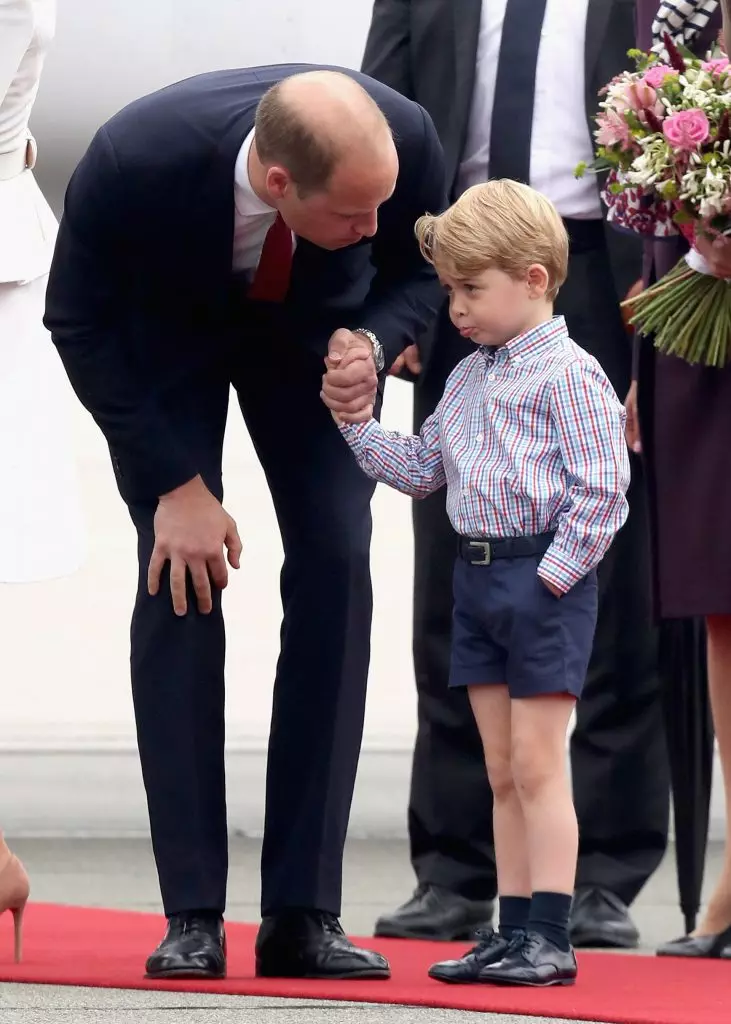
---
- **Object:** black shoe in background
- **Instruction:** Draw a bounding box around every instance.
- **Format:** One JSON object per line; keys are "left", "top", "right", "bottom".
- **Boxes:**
{"left": 145, "top": 913, "right": 226, "bottom": 979}
{"left": 569, "top": 887, "right": 640, "bottom": 949}
{"left": 374, "top": 884, "right": 494, "bottom": 941}
{"left": 256, "top": 909, "right": 391, "bottom": 980}
{"left": 657, "top": 924, "right": 731, "bottom": 958}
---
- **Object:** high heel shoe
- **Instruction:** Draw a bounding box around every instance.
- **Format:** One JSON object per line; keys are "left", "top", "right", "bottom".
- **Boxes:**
{"left": 0, "top": 837, "right": 30, "bottom": 963}
{"left": 656, "top": 924, "right": 731, "bottom": 959}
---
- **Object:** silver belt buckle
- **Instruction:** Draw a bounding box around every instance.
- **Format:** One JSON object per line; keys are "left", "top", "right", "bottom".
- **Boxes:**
{"left": 469, "top": 541, "right": 492, "bottom": 566}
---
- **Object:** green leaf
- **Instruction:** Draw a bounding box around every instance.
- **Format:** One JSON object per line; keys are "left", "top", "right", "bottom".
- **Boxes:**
{"left": 673, "top": 208, "right": 694, "bottom": 225}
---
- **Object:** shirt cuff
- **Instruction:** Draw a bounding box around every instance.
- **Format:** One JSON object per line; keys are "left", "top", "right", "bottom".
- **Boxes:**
{"left": 537, "top": 547, "right": 589, "bottom": 594}
{"left": 337, "top": 418, "right": 381, "bottom": 454}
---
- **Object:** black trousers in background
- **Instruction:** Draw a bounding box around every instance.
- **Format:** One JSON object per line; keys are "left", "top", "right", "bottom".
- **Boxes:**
{"left": 409, "top": 241, "right": 671, "bottom": 906}
{"left": 125, "top": 310, "right": 376, "bottom": 919}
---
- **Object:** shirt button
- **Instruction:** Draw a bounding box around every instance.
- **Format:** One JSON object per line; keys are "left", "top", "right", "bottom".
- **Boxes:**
{"left": 488, "top": 373, "right": 495, "bottom": 381}
{"left": 475, "top": 433, "right": 483, "bottom": 443}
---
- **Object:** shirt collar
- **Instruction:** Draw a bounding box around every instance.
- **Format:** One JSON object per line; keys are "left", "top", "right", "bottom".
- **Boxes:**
{"left": 234, "top": 129, "right": 277, "bottom": 218}
{"left": 482, "top": 316, "right": 569, "bottom": 365}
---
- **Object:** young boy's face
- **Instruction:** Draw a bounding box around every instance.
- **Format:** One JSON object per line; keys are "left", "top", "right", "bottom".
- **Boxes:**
{"left": 439, "top": 265, "right": 550, "bottom": 347}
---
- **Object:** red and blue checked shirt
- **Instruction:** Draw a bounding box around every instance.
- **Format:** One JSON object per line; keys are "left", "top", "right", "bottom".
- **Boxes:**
{"left": 339, "top": 317, "right": 631, "bottom": 593}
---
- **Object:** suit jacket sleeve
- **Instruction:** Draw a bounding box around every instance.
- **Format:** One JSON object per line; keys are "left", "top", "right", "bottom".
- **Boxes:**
{"left": 44, "top": 128, "right": 200, "bottom": 502}
{"left": 361, "top": 0, "right": 414, "bottom": 99}
{"left": 356, "top": 106, "right": 446, "bottom": 370}
{"left": 0, "top": 0, "right": 33, "bottom": 102}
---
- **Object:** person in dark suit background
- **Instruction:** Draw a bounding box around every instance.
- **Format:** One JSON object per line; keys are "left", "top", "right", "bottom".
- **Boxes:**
{"left": 362, "top": 0, "right": 669, "bottom": 949}
{"left": 44, "top": 66, "right": 445, "bottom": 980}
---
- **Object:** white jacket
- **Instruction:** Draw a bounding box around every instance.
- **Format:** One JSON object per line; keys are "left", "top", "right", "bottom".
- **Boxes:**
{"left": 0, "top": 0, "right": 58, "bottom": 283}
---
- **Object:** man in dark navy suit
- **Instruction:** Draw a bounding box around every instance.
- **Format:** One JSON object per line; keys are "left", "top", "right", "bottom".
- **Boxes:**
{"left": 45, "top": 66, "right": 445, "bottom": 980}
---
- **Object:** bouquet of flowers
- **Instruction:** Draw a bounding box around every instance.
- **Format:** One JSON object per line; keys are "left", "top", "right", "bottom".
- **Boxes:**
{"left": 576, "top": 33, "right": 731, "bottom": 367}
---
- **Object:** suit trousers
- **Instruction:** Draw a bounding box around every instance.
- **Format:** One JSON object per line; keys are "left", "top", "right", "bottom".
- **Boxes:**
{"left": 409, "top": 242, "right": 670, "bottom": 905}
{"left": 123, "top": 305, "right": 376, "bottom": 918}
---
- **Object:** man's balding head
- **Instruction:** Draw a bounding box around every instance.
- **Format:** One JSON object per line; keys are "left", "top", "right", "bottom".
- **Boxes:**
{"left": 251, "top": 70, "right": 399, "bottom": 250}
{"left": 255, "top": 71, "right": 392, "bottom": 195}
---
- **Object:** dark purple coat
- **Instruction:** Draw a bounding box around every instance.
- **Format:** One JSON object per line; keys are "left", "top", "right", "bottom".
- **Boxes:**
{"left": 634, "top": 0, "right": 731, "bottom": 617}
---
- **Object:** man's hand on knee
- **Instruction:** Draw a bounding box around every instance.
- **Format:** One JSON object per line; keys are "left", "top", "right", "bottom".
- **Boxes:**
{"left": 148, "top": 475, "right": 242, "bottom": 616}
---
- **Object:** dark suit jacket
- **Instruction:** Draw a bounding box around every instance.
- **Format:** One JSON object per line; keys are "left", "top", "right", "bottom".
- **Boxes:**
{"left": 361, "top": 0, "right": 642, "bottom": 365}
{"left": 44, "top": 64, "right": 446, "bottom": 504}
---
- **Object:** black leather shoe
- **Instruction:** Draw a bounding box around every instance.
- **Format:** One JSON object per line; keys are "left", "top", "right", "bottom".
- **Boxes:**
{"left": 569, "top": 887, "right": 639, "bottom": 949}
{"left": 374, "top": 885, "right": 494, "bottom": 941}
{"left": 256, "top": 910, "right": 391, "bottom": 980}
{"left": 428, "top": 928, "right": 513, "bottom": 983}
{"left": 657, "top": 924, "right": 731, "bottom": 958}
{"left": 145, "top": 914, "right": 226, "bottom": 979}
{"left": 479, "top": 931, "right": 577, "bottom": 987}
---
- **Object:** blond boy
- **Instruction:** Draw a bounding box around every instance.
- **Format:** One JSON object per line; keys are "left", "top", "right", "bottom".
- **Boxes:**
{"left": 330, "top": 180, "right": 630, "bottom": 987}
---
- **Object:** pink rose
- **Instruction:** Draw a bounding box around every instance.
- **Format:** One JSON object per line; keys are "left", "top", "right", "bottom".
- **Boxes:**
{"left": 702, "top": 58, "right": 730, "bottom": 75}
{"left": 619, "top": 81, "right": 658, "bottom": 112}
{"left": 643, "top": 64, "right": 678, "bottom": 88}
{"left": 663, "top": 109, "right": 710, "bottom": 150}
{"left": 595, "top": 110, "right": 633, "bottom": 148}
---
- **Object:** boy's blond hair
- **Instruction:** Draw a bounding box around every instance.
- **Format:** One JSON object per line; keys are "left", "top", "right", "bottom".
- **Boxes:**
{"left": 415, "top": 180, "right": 569, "bottom": 301}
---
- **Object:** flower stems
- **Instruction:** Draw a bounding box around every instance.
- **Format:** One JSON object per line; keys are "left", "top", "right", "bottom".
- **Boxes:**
{"left": 622, "top": 258, "right": 731, "bottom": 366}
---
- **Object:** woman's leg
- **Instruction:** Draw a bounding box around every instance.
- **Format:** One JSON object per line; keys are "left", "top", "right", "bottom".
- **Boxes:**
{"left": 696, "top": 614, "right": 731, "bottom": 935}
{"left": 469, "top": 685, "right": 531, "bottom": 905}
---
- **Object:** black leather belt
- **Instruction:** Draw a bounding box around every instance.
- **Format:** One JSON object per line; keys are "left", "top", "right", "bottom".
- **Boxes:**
{"left": 458, "top": 532, "right": 555, "bottom": 566}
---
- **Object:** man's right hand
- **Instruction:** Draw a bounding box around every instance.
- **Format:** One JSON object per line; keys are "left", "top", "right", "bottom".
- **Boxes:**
{"left": 148, "top": 475, "right": 242, "bottom": 616}
{"left": 624, "top": 381, "right": 642, "bottom": 454}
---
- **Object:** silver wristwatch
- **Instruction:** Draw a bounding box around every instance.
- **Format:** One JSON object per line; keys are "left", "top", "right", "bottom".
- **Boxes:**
{"left": 354, "top": 328, "right": 385, "bottom": 372}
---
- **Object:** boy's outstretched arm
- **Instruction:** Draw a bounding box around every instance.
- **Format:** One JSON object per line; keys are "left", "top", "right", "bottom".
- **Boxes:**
{"left": 539, "top": 360, "right": 631, "bottom": 593}
{"left": 337, "top": 406, "right": 446, "bottom": 499}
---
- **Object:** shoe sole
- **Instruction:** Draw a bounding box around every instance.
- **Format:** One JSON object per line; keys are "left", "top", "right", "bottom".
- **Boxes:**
{"left": 482, "top": 977, "right": 576, "bottom": 987}
{"left": 145, "top": 968, "right": 227, "bottom": 980}
{"left": 428, "top": 972, "right": 481, "bottom": 985}
{"left": 256, "top": 967, "right": 391, "bottom": 981}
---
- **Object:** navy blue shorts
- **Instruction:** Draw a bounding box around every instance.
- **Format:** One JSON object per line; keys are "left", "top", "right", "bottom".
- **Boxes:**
{"left": 449, "top": 555, "right": 598, "bottom": 699}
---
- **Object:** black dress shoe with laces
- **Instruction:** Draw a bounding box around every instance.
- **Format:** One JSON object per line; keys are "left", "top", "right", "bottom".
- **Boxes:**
{"left": 657, "top": 924, "right": 731, "bottom": 958}
{"left": 374, "top": 885, "right": 495, "bottom": 941}
{"left": 145, "top": 913, "right": 226, "bottom": 979}
{"left": 569, "top": 887, "right": 639, "bottom": 949}
{"left": 479, "top": 931, "right": 577, "bottom": 987}
{"left": 428, "top": 928, "right": 513, "bottom": 983}
{"left": 255, "top": 910, "right": 391, "bottom": 980}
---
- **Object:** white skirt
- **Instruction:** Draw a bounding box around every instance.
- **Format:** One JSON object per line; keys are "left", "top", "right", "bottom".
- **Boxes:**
{"left": 0, "top": 274, "right": 86, "bottom": 582}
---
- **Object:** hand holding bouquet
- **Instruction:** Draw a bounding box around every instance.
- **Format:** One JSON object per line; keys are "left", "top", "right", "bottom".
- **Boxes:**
{"left": 577, "top": 33, "right": 731, "bottom": 366}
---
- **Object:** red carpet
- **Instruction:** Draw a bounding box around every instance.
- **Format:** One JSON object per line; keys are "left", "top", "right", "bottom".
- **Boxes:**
{"left": 0, "top": 903, "right": 727, "bottom": 1023}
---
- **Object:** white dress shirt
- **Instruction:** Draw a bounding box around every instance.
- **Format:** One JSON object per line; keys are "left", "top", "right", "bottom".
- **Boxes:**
{"left": 232, "top": 129, "right": 294, "bottom": 274}
{"left": 457, "top": 0, "right": 602, "bottom": 220}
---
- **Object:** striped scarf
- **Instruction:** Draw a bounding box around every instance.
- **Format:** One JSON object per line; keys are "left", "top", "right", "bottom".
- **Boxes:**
{"left": 651, "top": 0, "right": 720, "bottom": 54}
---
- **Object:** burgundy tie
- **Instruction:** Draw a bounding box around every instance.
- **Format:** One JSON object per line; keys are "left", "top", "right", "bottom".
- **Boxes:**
{"left": 248, "top": 213, "right": 293, "bottom": 303}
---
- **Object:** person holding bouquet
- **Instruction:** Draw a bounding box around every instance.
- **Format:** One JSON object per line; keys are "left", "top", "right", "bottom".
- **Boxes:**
{"left": 605, "top": 0, "right": 731, "bottom": 958}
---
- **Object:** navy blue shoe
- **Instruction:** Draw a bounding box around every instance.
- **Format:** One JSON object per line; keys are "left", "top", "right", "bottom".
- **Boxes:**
{"left": 428, "top": 928, "right": 514, "bottom": 984}
{"left": 479, "top": 931, "right": 577, "bottom": 987}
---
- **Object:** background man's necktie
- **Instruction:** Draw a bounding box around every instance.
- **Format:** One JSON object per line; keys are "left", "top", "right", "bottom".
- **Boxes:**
{"left": 248, "top": 213, "right": 294, "bottom": 302}
{"left": 488, "top": 0, "right": 549, "bottom": 183}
